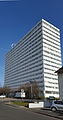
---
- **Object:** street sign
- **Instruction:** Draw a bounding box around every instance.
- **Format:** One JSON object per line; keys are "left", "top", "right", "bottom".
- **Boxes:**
{"left": 21, "top": 89, "right": 24, "bottom": 93}
{"left": 21, "top": 89, "right": 25, "bottom": 98}
{"left": 21, "top": 92, "right": 25, "bottom": 98}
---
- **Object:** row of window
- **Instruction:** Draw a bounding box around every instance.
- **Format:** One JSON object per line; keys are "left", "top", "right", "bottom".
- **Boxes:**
{"left": 43, "top": 20, "right": 59, "bottom": 33}
{"left": 7, "top": 29, "right": 42, "bottom": 57}
{"left": 5, "top": 72, "right": 43, "bottom": 81}
{"left": 43, "top": 40, "right": 60, "bottom": 52}
{"left": 44, "top": 76, "right": 57, "bottom": 80}
{"left": 44, "top": 62, "right": 60, "bottom": 69}
{"left": 43, "top": 54, "right": 61, "bottom": 62}
{"left": 5, "top": 79, "right": 43, "bottom": 85}
{"left": 45, "top": 91, "right": 59, "bottom": 94}
{"left": 12, "top": 33, "right": 42, "bottom": 55}
{"left": 6, "top": 54, "right": 43, "bottom": 71}
{"left": 5, "top": 60, "right": 43, "bottom": 73}
{"left": 45, "top": 81, "right": 58, "bottom": 85}
{"left": 42, "top": 25, "right": 60, "bottom": 36}
{"left": 44, "top": 67, "right": 56, "bottom": 72}
{"left": 12, "top": 40, "right": 42, "bottom": 58}
{"left": 45, "top": 86, "right": 58, "bottom": 89}
{"left": 43, "top": 29, "right": 60, "bottom": 40}
{"left": 44, "top": 58, "right": 61, "bottom": 66}
{"left": 6, "top": 38, "right": 42, "bottom": 64}
{"left": 6, "top": 46, "right": 42, "bottom": 66}
{"left": 43, "top": 37, "right": 60, "bottom": 49}
{"left": 44, "top": 72, "right": 57, "bottom": 76}
{"left": 5, "top": 66, "right": 43, "bottom": 77}
{"left": 5, "top": 83, "right": 44, "bottom": 89}
{"left": 43, "top": 33, "right": 60, "bottom": 45}
{"left": 16, "top": 23, "right": 41, "bottom": 46}
{"left": 5, "top": 69, "right": 43, "bottom": 79}
{"left": 5, "top": 76, "right": 43, "bottom": 84}
{"left": 6, "top": 61, "right": 43, "bottom": 72}
{"left": 43, "top": 46, "right": 61, "bottom": 57}
{"left": 5, "top": 64, "right": 43, "bottom": 76}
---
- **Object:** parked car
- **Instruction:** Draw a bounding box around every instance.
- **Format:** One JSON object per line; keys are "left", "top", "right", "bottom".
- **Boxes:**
{"left": 0, "top": 95, "right": 6, "bottom": 98}
{"left": 51, "top": 100, "right": 63, "bottom": 111}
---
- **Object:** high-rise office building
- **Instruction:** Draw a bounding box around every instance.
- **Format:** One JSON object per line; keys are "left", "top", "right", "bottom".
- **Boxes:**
{"left": 4, "top": 19, "right": 61, "bottom": 98}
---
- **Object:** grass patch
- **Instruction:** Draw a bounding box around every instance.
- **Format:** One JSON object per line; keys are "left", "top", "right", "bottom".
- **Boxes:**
{"left": 12, "top": 101, "right": 29, "bottom": 107}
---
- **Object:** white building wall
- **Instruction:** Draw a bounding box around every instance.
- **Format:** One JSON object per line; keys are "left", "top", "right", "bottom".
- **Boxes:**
{"left": 42, "top": 19, "right": 61, "bottom": 98}
{"left": 58, "top": 74, "right": 63, "bottom": 100}
{"left": 5, "top": 19, "right": 62, "bottom": 98}
{"left": 5, "top": 21, "right": 44, "bottom": 91}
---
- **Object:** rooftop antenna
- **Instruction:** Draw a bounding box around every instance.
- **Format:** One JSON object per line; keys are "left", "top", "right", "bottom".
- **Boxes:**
{"left": 11, "top": 43, "right": 16, "bottom": 49}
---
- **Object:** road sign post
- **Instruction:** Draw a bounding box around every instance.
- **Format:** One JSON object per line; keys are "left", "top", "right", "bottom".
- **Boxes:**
{"left": 21, "top": 89, "right": 25, "bottom": 100}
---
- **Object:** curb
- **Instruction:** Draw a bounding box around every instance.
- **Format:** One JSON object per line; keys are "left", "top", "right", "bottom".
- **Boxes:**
{"left": 5, "top": 102, "right": 29, "bottom": 110}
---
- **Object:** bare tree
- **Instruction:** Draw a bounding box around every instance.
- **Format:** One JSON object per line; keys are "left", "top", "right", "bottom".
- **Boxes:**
{"left": 18, "top": 80, "right": 40, "bottom": 99}
{"left": 0, "top": 87, "right": 11, "bottom": 96}
{"left": 31, "top": 81, "right": 40, "bottom": 99}
{"left": 18, "top": 83, "right": 31, "bottom": 98}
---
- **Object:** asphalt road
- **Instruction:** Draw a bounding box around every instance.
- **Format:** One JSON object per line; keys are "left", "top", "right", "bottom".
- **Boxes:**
{"left": 0, "top": 102, "right": 61, "bottom": 120}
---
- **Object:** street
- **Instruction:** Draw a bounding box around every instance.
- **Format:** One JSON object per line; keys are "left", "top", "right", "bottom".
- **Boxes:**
{"left": 0, "top": 102, "right": 61, "bottom": 120}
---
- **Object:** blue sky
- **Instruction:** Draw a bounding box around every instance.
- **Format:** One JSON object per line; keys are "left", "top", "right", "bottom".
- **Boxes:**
{"left": 0, "top": 0, "right": 63, "bottom": 86}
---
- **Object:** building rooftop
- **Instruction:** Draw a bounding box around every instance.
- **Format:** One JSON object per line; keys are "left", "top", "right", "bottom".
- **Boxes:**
{"left": 55, "top": 67, "right": 63, "bottom": 74}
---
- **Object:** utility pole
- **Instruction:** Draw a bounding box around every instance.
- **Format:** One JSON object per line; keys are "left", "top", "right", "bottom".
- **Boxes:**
{"left": 30, "top": 81, "right": 33, "bottom": 99}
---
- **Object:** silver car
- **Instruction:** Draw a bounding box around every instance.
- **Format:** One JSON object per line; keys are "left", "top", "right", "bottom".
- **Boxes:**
{"left": 51, "top": 100, "right": 63, "bottom": 111}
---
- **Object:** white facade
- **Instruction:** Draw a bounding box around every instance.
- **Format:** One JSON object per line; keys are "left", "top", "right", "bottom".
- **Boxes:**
{"left": 42, "top": 19, "right": 61, "bottom": 98}
{"left": 58, "top": 74, "right": 63, "bottom": 100}
{"left": 4, "top": 19, "right": 62, "bottom": 98}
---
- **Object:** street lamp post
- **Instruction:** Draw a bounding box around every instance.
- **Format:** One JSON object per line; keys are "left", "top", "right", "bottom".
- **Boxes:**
{"left": 29, "top": 81, "right": 33, "bottom": 99}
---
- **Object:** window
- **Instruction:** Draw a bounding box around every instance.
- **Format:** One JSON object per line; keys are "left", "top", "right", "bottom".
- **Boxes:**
{"left": 54, "top": 101, "right": 63, "bottom": 105}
